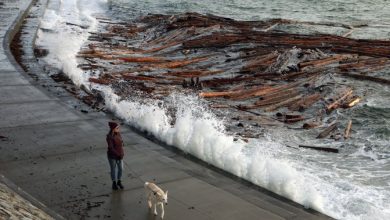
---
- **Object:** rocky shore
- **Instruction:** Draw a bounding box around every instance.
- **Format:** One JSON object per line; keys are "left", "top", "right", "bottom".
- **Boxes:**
{"left": 0, "top": 180, "right": 53, "bottom": 219}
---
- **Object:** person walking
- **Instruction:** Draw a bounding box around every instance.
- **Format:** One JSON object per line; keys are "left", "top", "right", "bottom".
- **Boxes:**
{"left": 106, "top": 121, "right": 125, "bottom": 190}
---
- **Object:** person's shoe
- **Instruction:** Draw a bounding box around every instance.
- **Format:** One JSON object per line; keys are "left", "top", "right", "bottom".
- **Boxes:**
{"left": 117, "top": 180, "right": 124, "bottom": 189}
{"left": 112, "top": 181, "right": 118, "bottom": 190}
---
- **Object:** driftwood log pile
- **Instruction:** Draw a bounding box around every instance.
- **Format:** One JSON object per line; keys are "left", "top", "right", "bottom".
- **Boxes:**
{"left": 75, "top": 13, "right": 390, "bottom": 148}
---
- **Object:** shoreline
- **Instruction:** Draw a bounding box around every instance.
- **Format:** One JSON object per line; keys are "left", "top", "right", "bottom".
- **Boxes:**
{"left": 11, "top": 0, "right": 390, "bottom": 218}
{"left": 0, "top": 0, "right": 334, "bottom": 219}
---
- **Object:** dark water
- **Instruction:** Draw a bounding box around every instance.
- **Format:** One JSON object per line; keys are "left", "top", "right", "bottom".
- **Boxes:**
{"left": 108, "top": 0, "right": 390, "bottom": 39}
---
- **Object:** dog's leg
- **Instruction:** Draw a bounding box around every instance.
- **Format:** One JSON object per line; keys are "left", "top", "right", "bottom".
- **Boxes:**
{"left": 153, "top": 202, "right": 158, "bottom": 216}
{"left": 147, "top": 193, "right": 152, "bottom": 209}
{"left": 160, "top": 203, "right": 164, "bottom": 219}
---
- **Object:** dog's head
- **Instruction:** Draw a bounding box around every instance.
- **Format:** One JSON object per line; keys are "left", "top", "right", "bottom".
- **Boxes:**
{"left": 163, "top": 190, "right": 168, "bottom": 205}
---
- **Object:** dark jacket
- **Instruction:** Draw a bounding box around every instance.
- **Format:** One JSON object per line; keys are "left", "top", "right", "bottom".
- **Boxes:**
{"left": 106, "top": 132, "right": 124, "bottom": 160}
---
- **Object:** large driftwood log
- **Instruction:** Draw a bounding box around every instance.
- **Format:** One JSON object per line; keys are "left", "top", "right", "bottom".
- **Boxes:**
{"left": 317, "top": 122, "right": 339, "bottom": 139}
{"left": 299, "top": 145, "right": 339, "bottom": 153}
{"left": 339, "top": 72, "right": 390, "bottom": 85}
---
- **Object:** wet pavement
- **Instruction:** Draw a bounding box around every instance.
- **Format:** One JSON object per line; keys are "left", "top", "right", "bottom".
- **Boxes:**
{"left": 0, "top": 0, "right": 331, "bottom": 219}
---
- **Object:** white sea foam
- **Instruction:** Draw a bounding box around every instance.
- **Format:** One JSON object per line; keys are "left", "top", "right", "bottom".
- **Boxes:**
{"left": 36, "top": 0, "right": 106, "bottom": 86}
{"left": 35, "top": 1, "right": 390, "bottom": 219}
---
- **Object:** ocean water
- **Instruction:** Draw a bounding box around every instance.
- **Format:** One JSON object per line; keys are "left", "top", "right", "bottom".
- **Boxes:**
{"left": 108, "top": 0, "right": 390, "bottom": 39}
{"left": 35, "top": 0, "right": 390, "bottom": 219}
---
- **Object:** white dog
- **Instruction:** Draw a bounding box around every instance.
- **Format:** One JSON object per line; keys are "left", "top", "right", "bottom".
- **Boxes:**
{"left": 145, "top": 182, "right": 168, "bottom": 219}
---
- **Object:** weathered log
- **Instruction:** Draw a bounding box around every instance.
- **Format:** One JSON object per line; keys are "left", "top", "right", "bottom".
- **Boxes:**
{"left": 269, "top": 18, "right": 357, "bottom": 30}
{"left": 183, "top": 33, "right": 247, "bottom": 49}
{"left": 342, "top": 28, "right": 355, "bottom": 38}
{"left": 199, "top": 91, "right": 235, "bottom": 98}
{"left": 298, "top": 145, "right": 339, "bottom": 153}
{"left": 98, "top": 20, "right": 127, "bottom": 25}
{"left": 317, "top": 122, "right": 339, "bottom": 139}
{"left": 344, "top": 120, "right": 352, "bottom": 139}
{"left": 285, "top": 114, "right": 303, "bottom": 119}
{"left": 289, "top": 93, "right": 322, "bottom": 111}
{"left": 230, "top": 85, "right": 278, "bottom": 100}
{"left": 165, "top": 69, "right": 224, "bottom": 78}
{"left": 119, "top": 56, "right": 167, "bottom": 63}
{"left": 326, "top": 89, "right": 353, "bottom": 112}
{"left": 246, "top": 89, "right": 300, "bottom": 108}
{"left": 338, "top": 57, "right": 388, "bottom": 70}
{"left": 141, "top": 41, "right": 183, "bottom": 53}
{"left": 299, "top": 54, "right": 351, "bottom": 69}
{"left": 147, "top": 28, "right": 187, "bottom": 45}
{"left": 303, "top": 122, "right": 319, "bottom": 129}
{"left": 66, "top": 22, "right": 88, "bottom": 29}
{"left": 264, "top": 94, "right": 303, "bottom": 112}
{"left": 231, "top": 81, "right": 302, "bottom": 100}
{"left": 241, "top": 52, "right": 279, "bottom": 72}
{"left": 201, "top": 76, "right": 257, "bottom": 87}
{"left": 89, "top": 78, "right": 111, "bottom": 85}
{"left": 342, "top": 96, "right": 361, "bottom": 108}
{"left": 339, "top": 72, "right": 390, "bottom": 85}
{"left": 77, "top": 63, "right": 106, "bottom": 70}
{"left": 263, "top": 23, "right": 279, "bottom": 32}
{"left": 152, "top": 56, "right": 209, "bottom": 69}
{"left": 284, "top": 115, "right": 305, "bottom": 123}
{"left": 233, "top": 106, "right": 262, "bottom": 116}
{"left": 121, "top": 74, "right": 158, "bottom": 81}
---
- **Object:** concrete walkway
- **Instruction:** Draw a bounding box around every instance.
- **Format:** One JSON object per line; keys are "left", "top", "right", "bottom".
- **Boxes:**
{"left": 0, "top": 1, "right": 331, "bottom": 219}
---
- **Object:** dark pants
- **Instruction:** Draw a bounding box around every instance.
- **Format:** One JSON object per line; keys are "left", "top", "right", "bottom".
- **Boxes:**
{"left": 108, "top": 157, "right": 123, "bottom": 181}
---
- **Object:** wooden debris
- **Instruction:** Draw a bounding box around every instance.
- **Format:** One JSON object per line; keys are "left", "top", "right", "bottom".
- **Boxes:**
{"left": 342, "top": 28, "right": 355, "bottom": 38}
{"left": 317, "top": 122, "right": 339, "bottom": 139}
{"left": 303, "top": 122, "right": 319, "bottom": 129}
{"left": 119, "top": 56, "right": 167, "bottom": 63}
{"left": 344, "top": 120, "right": 352, "bottom": 139}
{"left": 88, "top": 78, "right": 111, "bottom": 85}
{"left": 339, "top": 72, "right": 390, "bottom": 85}
{"left": 342, "top": 96, "right": 361, "bottom": 108}
{"left": 151, "top": 56, "right": 209, "bottom": 69}
{"left": 74, "top": 12, "right": 390, "bottom": 143}
{"left": 284, "top": 114, "right": 305, "bottom": 123}
{"left": 289, "top": 93, "right": 322, "bottom": 111}
{"left": 326, "top": 89, "right": 353, "bottom": 113}
{"left": 298, "top": 145, "right": 339, "bottom": 153}
{"left": 264, "top": 95, "right": 303, "bottom": 112}
{"left": 299, "top": 54, "right": 351, "bottom": 69}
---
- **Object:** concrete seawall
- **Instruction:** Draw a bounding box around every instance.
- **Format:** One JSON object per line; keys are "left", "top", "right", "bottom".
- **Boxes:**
{"left": 0, "top": 1, "right": 331, "bottom": 219}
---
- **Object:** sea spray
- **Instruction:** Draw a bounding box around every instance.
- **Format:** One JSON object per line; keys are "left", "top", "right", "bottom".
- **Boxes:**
{"left": 36, "top": 0, "right": 106, "bottom": 86}
{"left": 101, "top": 88, "right": 331, "bottom": 215}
